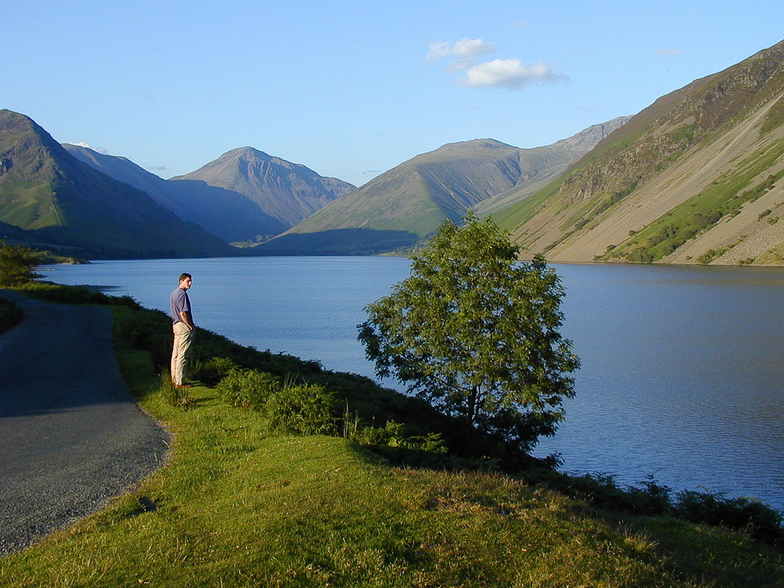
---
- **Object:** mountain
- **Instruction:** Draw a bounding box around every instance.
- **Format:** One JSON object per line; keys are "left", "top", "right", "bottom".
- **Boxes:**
{"left": 474, "top": 117, "right": 631, "bottom": 217}
{"left": 63, "top": 144, "right": 285, "bottom": 243}
{"left": 497, "top": 39, "right": 784, "bottom": 266}
{"left": 171, "top": 147, "right": 355, "bottom": 229}
{"left": 0, "top": 109, "right": 234, "bottom": 259}
{"left": 257, "top": 121, "right": 628, "bottom": 255}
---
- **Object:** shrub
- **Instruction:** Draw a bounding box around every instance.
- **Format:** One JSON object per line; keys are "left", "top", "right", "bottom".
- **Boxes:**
{"left": 0, "top": 241, "right": 41, "bottom": 287}
{"left": 674, "top": 489, "right": 784, "bottom": 543}
{"left": 348, "top": 419, "right": 446, "bottom": 453}
{"left": 265, "top": 383, "right": 337, "bottom": 436}
{"left": 117, "top": 307, "right": 173, "bottom": 370}
{"left": 191, "top": 356, "right": 238, "bottom": 387}
{"left": 217, "top": 369, "right": 279, "bottom": 410}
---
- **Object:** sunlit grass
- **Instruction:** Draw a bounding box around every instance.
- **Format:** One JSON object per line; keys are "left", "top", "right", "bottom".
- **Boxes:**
{"left": 1, "top": 305, "right": 783, "bottom": 586}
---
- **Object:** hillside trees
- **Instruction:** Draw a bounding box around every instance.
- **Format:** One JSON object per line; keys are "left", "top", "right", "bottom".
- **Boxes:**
{"left": 358, "top": 213, "right": 580, "bottom": 450}
{"left": 0, "top": 241, "right": 41, "bottom": 287}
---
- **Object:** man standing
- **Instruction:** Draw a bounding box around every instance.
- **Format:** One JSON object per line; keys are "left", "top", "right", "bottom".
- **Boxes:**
{"left": 170, "top": 273, "right": 195, "bottom": 388}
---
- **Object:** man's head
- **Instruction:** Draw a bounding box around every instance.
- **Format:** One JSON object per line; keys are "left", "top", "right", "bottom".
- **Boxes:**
{"left": 179, "top": 273, "right": 192, "bottom": 289}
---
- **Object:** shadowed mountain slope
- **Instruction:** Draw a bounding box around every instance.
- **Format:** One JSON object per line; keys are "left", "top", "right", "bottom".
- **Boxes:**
{"left": 63, "top": 144, "right": 285, "bottom": 243}
{"left": 171, "top": 147, "right": 355, "bottom": 229}
{"left": 0, "top": 110, "right": 234, "bottom": 259}
{"left": 257, "top": 120, "right": 627, "bottom": 255}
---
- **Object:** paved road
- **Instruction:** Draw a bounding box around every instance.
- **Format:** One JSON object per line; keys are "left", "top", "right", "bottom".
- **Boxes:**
{"left": 0, "top": 290, "right": 170, "bottom": 555}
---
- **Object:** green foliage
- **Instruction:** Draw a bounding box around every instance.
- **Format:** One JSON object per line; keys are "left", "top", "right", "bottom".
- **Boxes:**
{"left": 666, "top": 123, "right": 697, "bottom": 144}
{"left": 4, "top": 279, "right": 780, "bottom": 588}
{"left": 20, "top": 281, "right": 142, "bottom": 308}
{"left": 158, "top": 370, "right": 196, "bottom": 409}
{"left": 190, "top": 356, "right": 238, "bottom": 387}
{"left": 603, "top": 142, "right": 784, "bottom": 263}
{"left": 116, "top": 304, "right": 173, "bottom": 370}
{"left": 216, "top": 368, "right": 280, "bottom": 410}
{"left": 346, "top": 418, "right": 446, "bottom": 452}
{"left": 358, "top": 212, "right": 580, "bottom": 451}
{"left": 265, "top": 382, "right": 337, "bottom": 436}
{"left": 0, "top": 240, "right": 42, "bottom": 287}
{"left": 674, "top": 490, "right": 784, "bottom": 543}
{"left": 344, "top": 417, "right": 466, "bottom": 470}
{"left": 525, "top": 469, "right": 784, "bottom": 544}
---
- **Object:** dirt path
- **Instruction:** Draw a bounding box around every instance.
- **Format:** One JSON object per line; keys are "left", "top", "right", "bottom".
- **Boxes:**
{"left": 0, "top": 290, "right": 169, "bottom": 555}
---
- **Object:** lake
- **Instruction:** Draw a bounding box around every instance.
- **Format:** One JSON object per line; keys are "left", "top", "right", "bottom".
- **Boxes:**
{"left": 39, "top": 257, "right": 784, "bottom": 511}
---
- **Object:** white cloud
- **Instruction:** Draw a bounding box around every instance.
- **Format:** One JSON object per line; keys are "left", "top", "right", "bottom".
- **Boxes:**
{"left": 426, "top": 38, "right": 496, "bottom": 62}
{"left": 462, "top": 59, "right": 566, "bottom": 89}
{"left": 426, "top": 38, "right": 568, "bottom": 90}
{"left": 72, "top": 142, "right": 109, "bottom": 155}
{"left": 655, "top": 48, "right": 684, "bottom": 56}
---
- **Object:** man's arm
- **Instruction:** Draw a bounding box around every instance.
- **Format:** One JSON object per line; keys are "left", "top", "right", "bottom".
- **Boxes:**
{"left": 179, "top": 310, "right": 195, "bottom": 330}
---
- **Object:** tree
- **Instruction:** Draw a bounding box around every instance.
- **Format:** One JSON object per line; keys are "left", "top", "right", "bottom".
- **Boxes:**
{"left": 0, "top": 241, "right": 42, "bottom": 287}
{"left": 357, "top": 213, "right": 580, "bottom": 451}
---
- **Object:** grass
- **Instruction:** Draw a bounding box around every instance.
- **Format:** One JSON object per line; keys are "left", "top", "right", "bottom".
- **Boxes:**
{"left": 1, "top": 287, "right": 784, "bottom": 586}
{"left": 600, "top": 138, "right": 784, "bottom": 264}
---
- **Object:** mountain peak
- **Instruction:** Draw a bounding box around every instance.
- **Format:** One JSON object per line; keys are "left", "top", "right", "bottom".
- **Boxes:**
{"left": 0, "top": 109, "right": 233, "bottom": 258}
{"left": 221, "top": 146, "right": 273, "bottom": 161}
{"left": 438, "top": 138, "right": 517, "bottom": 151}
{"left": 173, "top": 146, "right": 355, "bottom": 228}
{"left": 280, "top": 117, "right": 627, "bottom": 253}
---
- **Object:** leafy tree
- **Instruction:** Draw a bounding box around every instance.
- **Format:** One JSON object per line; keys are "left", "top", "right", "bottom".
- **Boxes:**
{"left": 0, "top": 241, "right": 42, "bottom": 287}
{"left": 358, "top": 213, "right": 580, "bottom": 451}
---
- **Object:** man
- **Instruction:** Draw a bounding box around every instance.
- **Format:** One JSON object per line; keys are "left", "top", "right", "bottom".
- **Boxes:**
{"left": 170, "top": 273, "right": 195, "bottom": 388}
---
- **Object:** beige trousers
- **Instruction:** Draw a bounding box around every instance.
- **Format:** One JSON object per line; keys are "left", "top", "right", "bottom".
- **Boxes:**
{"left": 171, "top": 321, "right": 194, "bottom": 386}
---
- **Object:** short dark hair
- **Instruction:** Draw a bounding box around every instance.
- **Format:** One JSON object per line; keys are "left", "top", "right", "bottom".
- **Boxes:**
{"left": 179, "top": 273, "right": 192, "bottom": 283}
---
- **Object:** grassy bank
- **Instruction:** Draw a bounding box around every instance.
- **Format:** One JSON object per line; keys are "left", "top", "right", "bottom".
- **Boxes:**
{"left": 1, "top": 285, "right": 783, "bottom": 586}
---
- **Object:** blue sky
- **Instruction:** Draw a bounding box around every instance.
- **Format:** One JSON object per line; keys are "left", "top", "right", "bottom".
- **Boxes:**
{"left": 3, "top": 1, "right": 783, "bottom": 187}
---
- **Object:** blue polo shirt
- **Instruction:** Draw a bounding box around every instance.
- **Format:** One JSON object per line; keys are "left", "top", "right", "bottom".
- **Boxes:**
{"left": 170, "top": 287, "right": 192, "bottom": 325}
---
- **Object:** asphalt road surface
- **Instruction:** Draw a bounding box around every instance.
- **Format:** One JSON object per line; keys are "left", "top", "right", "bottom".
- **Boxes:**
{"left": 0, "top": 290, "right": 170, "bottom": 555}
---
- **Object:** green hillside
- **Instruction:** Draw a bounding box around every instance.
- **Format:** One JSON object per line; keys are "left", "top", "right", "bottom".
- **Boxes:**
{"left": 0, "top": 110, "right": 234, "bottom": 259}
{"left": 290, "top": 140, "right": 525, "bottom": 238}
{"left": 2, "top": 288, "right": 782, "bottom": 587}
{"left": 262, "top": 119, "right": 627, "bottom": 256}
{"left": 496, "top": 39, "right": 784, "bottom": 266}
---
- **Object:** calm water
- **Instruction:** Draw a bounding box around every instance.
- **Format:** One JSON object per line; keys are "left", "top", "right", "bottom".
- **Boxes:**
{"left": 39, "top": 257, "right": 784, "bottom": 511}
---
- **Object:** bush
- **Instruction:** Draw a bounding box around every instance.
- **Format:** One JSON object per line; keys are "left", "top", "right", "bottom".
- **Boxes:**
{"left": 674, "top": 489, "right": 784, "bottom": 543}
{"left": 348, "top": 419, "right": 446, "bottom": 453}
{"left": 116, "top": 306, "right": 173, "bottom": 370}
{"left": 0, "top": 241, "right": 41, "bottom": 287}
{"left": 265, "top": 383, "right": 337, "bottom": 436}
{"left": 191, "top": 356, "right": 238, "bottom": 387}
{"left": 217, "top": 369, "right": 279, "bottom": 410}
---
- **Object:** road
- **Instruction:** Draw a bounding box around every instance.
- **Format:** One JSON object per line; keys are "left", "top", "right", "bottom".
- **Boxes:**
{"left": 0, "top": 290, "right": 169, "bottom": 555}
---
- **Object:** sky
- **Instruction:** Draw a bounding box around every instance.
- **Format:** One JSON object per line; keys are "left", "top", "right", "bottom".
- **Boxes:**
{"left": 3, "top": 1, "right": 784, "bottom": 188}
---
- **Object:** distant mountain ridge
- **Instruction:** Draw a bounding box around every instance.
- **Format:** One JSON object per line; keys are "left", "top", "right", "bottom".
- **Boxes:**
{"left": 7, "top": 37, "right": 784, "bottom": 263}
{"left": 0, "top": 109, "right": 233, "bottom": 259}
{"left": 64, "top": 144, "right": 286, "bottom": 243}
{"left": 258, "top": 118, "right": 628, "bottom": 254}
{"left": 475, "top": 117, "right": 631, "bottom": 217}
{"left": 172, "top": 147, "right": 355, "bottom": 229}
{"left": 496, "top": 38, "right": 784, "bottom": 266}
